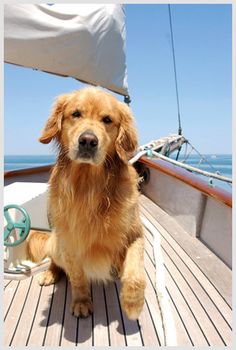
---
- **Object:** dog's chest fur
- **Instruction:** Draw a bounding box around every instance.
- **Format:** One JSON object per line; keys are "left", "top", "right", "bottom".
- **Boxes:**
{"left": 48, "top": 162, "right": 138, "bottom": 281}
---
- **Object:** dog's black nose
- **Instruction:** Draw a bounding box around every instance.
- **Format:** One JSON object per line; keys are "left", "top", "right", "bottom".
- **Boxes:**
{"left": 78, "top": 132, "right": 98, "bottom": 150}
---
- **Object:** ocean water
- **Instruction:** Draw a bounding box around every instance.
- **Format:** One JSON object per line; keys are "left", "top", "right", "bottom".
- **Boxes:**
{"left": 4, "top": 155, "right": 56, "bottom": 171}
{"left": 4, "top": 154, "right": 232, "bottom": 192}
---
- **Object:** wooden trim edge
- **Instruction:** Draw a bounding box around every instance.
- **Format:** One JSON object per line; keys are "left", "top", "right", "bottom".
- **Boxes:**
{"left": 139, "top": 156, "right": 232, "bottom": 208}
{"left": 4, "top": 164, "right": 53, "bottom": 179}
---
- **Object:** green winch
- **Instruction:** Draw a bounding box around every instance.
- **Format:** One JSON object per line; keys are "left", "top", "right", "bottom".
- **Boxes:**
{"left": 4, "top": 205, "right": 31, "bottom": 247}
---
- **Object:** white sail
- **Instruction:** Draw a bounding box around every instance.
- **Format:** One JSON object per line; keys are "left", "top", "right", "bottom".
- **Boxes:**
{"left": 4, "top": 4, "right": 128, "bottom": 96}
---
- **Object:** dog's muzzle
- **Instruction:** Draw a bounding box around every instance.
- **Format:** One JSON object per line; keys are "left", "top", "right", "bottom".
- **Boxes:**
{"left": 78, "top": 131, "right": 98, "bottom": 158}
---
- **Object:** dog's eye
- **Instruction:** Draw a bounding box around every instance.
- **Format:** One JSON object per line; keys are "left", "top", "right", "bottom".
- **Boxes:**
{"left": 102, "top": 116, "right": 112, "bottom": 124}
{"left": 72, "top": 110, "right": 81, "bottom": 118}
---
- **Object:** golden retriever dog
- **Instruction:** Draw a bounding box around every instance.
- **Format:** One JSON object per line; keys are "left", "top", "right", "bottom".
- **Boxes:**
{"left": 27, "top": 87, "right": 146, "bottom": 320}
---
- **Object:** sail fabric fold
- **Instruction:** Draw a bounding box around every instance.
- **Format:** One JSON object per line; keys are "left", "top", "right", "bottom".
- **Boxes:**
{"left": 4, "top": 4, "right": 128, "bottom": 96}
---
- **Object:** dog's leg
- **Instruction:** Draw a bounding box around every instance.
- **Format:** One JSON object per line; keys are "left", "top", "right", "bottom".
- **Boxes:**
{"left": 61, "top": 254, "right": 93, "bottom": 317}
{"left": 26, "top": 231, "right": 62, "bottom": 286}
{"left": 120, "top": 236, "right": 146, "bottom": 320}
{"left": 68, "top": 268, "right": 93, "bottom": 318}
{"left": 38, "top": 261, "right": 62, "bottom": 286}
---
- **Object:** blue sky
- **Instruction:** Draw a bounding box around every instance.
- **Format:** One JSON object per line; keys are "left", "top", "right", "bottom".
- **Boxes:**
{"left": 4, "top": 4, "right": 232, "bottom": 155}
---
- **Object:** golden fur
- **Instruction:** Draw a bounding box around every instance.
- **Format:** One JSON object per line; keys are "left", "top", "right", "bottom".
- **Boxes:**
{"left": 27, "top": 87, "right": 146, "bottom": 320}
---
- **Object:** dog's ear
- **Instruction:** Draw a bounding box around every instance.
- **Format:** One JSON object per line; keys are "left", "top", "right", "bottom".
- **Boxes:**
{"left": 115, "top": 102, "right": 138, "bottom": 163}
{"left": 39, "top": 94, "right": 69, "bottom": 144}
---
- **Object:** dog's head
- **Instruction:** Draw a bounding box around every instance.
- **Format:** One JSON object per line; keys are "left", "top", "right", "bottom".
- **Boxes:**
{"left": 39, "top": 88, "right": 138, "bottom": 165}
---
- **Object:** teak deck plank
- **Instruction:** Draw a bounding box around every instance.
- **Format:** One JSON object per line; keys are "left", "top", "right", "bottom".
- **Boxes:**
{"left": 138, "top": 299, "right": 160, "bottom": 346}
{"left": 115, "top": 282, "right": 143, "bottom": 346}
{"left": 26, "top": 282, "right": 54, "bottom": 346}
{"left": 140, "top": 202, "right": 232, "bottom": 326}
{"left": 164, "top": 266, "right": 209, "bottom": 346}
{"left": 144, "top": 242, "right": 196, "bottom": 346}
{"left": 145, "top": 237, "right": 209, "bottom": 346}
{"left": 140, "top": 198, "right": 232, "bottom": 346}
{"left": 43, "top": 276, "right": 67, "bottom": 346}
{"left": 4, "top": 279, "right": 19, "bottom": 319}
{"left": 143, "top": 234, "right": 192, "bottom": 346}
{"left": 4, "top": 195, "right": 232, "bottom": 346}
{"left": 143, "top": 217, "right": 231, "bottom": 345}
{"left": 60, "top": 280, "right": 78, "bottom": 347}
{"left": 163, "top": 250, "right": 224, "bottom": 346}
{"left": 4, "top": 279, "right": 12, "bottom": 288}
{"left": 104, "top": 281, "right": 126, "bottom": 346}
{"left": 166, "top": 289, "right": 193, "bottom": 346}
{"left": 10, "top": 277, "right": 42, "bottom": 346}
{"left": 140, "top": 194, "right": 232, "bottom": 306}
{"left": 143, "top": 263, "right": 165, "bottom": 345}
{"left": 77, "top": 297, "right": 93, "bottom": 347}
{"left": 92, "top": 282, "right": 110, "bottom": 346}
{"left": 162, "top": 240, "right": 231, "bottom": 345}
{"left": 4, "top": 277, "right": 32, "bottom": 346}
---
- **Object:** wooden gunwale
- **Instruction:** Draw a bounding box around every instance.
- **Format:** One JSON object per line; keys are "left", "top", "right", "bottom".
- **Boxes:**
{"left": 139, "top": 157, "right": 232, "bottom": 208}
{"left": 4, "top": 165, "right": 53, "bottom": 178}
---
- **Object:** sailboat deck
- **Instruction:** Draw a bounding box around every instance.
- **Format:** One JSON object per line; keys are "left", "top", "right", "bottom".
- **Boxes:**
{"left": 4, "top": 195, "right": 232, "bottom": 346}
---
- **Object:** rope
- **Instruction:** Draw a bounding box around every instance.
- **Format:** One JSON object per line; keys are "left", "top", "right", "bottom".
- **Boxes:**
{"left": 151, "top": 150, "right": 232, "bottom": 183}
{"left": 168, "top": 4, "right": 182, "bottom": 135}
{"left": 186, "top": 140, "right": 232, "bottom": 188}
{"left": 129, "top": 150, "right": 147, "bottom": 165}
{"left": 129, "top": 147, "right": 232, "bottom": 184}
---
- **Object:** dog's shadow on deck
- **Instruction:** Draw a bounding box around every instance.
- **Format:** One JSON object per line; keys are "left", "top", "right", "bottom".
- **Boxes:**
{"left": 39, "top": 274, "right": 140, "bottom": 345}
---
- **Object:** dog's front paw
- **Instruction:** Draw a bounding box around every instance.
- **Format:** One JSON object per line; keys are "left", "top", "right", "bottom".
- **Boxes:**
{"left": 120, "top": 277, "right": 146, "bottom": 320}
{"left": 70, "top": 299, "right": 93, "bottom": 318}
{"left": 38, "top": 269, "right": 60, "bottom": 286}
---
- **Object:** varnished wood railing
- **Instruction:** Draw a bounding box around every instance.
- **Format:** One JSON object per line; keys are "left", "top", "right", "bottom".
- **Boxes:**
{"left": 4, "top": 165, "right": 53, "bottom": 178}
{"left": 139, "top": 157, "right": 232, "bottom": 208}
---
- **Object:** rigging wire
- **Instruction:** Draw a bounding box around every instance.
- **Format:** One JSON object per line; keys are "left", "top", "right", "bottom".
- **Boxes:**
{"left": 186, "top": 140, "right": 232, "bottom": 188}
{"left": 168, "top": 4, "right": 182, "bottom": 137}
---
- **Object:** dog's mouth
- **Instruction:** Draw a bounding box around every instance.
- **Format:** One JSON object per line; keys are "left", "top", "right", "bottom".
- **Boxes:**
{"left": 69, "top": 130, "right": 103, "bottom": 165}
{"left": 77, "top": 149, "right": 97, "bottom": 162}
